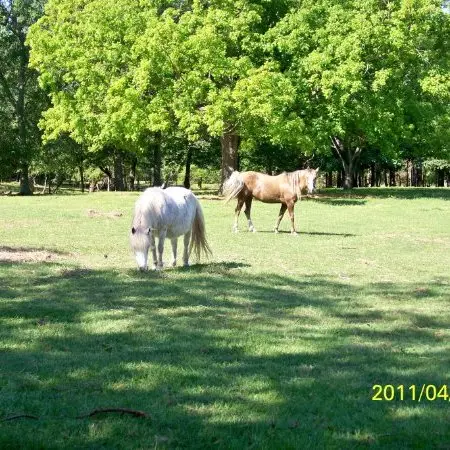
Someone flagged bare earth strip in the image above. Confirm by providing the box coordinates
[0,246,65,263]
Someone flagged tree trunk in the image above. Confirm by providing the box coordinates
[99,166,112,191]
[17,41,32,195]
[337,171,342,188]
[152,135,162,186]
[184,146,193,189]
[406,160,410,186]
[41,175,47,194]
[113,150,125,191]
[19,164,32,195]
[343,166,353,189]
[79,165,85,193]
[436,169,444,187]
[129,156,137,191]
[330,136,361,190]
[220,130,239,192]
[412,161,421,187]
[389,170,396,186]
[417,166,423,187]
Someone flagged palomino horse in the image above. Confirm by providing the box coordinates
[223,168,319,235]
[130,187,211,270]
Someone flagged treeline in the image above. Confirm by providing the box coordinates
[322,160,450,188]
[1,0,449,194]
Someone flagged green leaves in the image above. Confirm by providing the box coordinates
[26,0,449,171]
[28,0,148,149]
[28,0,305,155]
[270,0,449,158]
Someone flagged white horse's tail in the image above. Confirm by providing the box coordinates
[223,171,244,203]
[189,199,212,261]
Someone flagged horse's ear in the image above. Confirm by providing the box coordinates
[146,228,151,235]
[315,167,320,173]
[131,227,136,234]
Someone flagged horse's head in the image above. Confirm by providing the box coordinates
[306,167,319,194]
[130,226,151,271]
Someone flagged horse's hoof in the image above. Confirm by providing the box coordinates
[274,229,279,234]
[233,229,239,233]
[249,227,256,233]
[171,260,177,267]
[291,231,298,236]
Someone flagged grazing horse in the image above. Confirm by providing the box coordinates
[130,187,211,270]
[223,168,319,235]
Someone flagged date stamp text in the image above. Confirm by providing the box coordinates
[371,384,449,402]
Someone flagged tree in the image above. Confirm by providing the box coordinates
[271,0,450,188]
[29,0,306,191]
[0,0,46,194]
[28,0,152,190]
[134,0,305,188]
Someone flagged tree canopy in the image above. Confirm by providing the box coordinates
[28,0,307,187]
[17,0,450,190]
[270,0,450,187]
[0,0,47,193]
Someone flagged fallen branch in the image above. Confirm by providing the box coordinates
[76,408,149,419]
[2,408,149,422]
[2,414,39,422]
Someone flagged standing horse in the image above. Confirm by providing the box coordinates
[130,187,211,270]
[223,168,319,235]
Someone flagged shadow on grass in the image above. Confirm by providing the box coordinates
[317,187,450,200]
[0,262,449,449]
[257,230,356,237]
[310,198,367,206]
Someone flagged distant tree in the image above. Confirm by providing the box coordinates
[28,0,151,190]
[0,0,46,194]
[32,135,86,193]
[271,0,450,188]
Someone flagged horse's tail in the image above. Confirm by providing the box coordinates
[223,171,244,203]
[189,198,212,261]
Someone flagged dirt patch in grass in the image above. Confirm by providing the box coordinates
[86,209,123,218]
[0,246,66,263]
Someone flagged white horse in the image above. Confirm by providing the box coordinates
[130,187,211,270]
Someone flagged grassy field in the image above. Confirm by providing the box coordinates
[0,188,449,449]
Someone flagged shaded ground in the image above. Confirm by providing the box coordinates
[315,187,450,200]
[0,259,449,449]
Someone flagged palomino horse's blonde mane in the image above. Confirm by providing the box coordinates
[286,170,304,199]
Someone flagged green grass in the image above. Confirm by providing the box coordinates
[0,189,449,449]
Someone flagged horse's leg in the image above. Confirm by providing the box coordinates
[170,238,178,267]
[150,234,158,270]
[274,203,287,233]
[244,196,256,232]
[156,230,167,269]
[287,202,298,235]
[233,196,245,233]
[183,230,191,266]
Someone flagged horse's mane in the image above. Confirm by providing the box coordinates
[286,170,305,198]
